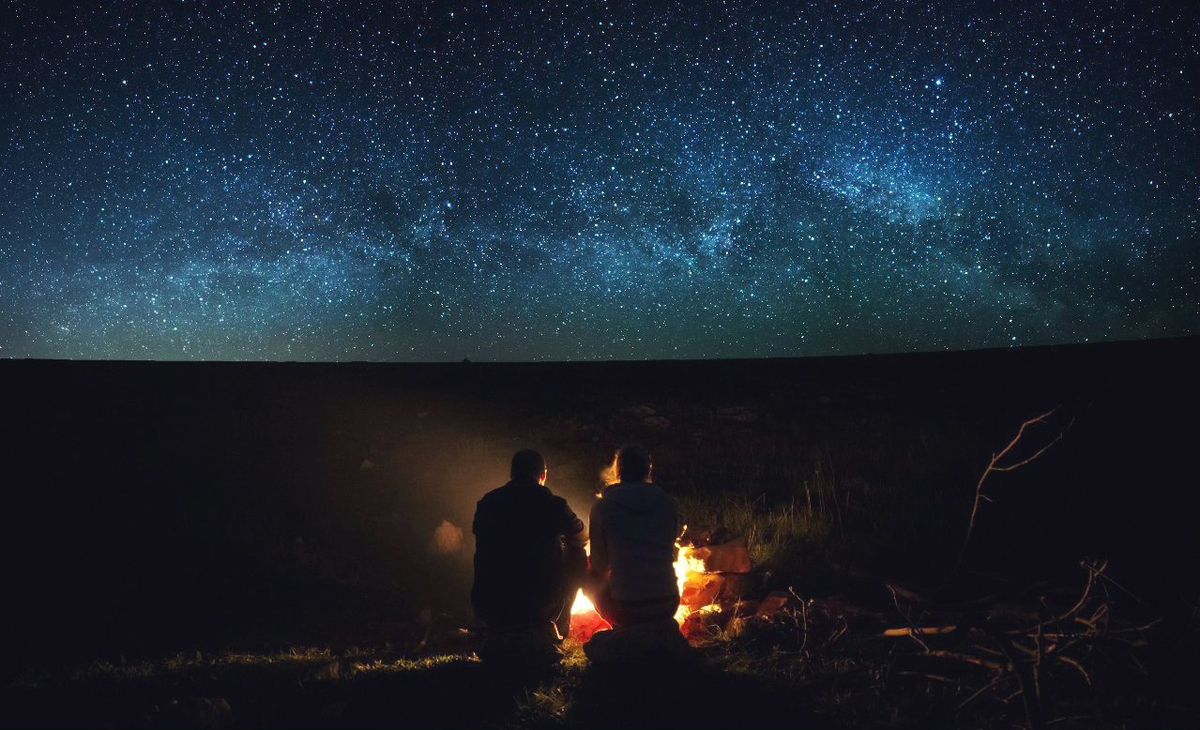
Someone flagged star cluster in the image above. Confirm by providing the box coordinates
[1,1,1195,360]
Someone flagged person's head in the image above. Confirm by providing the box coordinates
[615,443,652,483]
[511,449,548,485]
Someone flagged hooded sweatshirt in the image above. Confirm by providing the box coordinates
[588,481,679,602]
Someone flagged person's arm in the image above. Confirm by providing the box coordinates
[557,498,588,580]
[557,498,588,550]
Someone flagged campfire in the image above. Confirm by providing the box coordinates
[568,527,754,642]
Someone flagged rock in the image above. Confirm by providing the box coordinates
[681,573,724,607]
[679,524,736,548]
[681,572,757,608]
[679,607,727,639]
[716,572,757,599]
[732,598,761,617]
[691,539,752,573]
[755,592,790,618]
[570,608,612,644]
[428,519,464,554]
[678,524,714,547]
[584,620,691,664]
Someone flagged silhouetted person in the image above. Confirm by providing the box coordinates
[472,449,588,642]
[587,444,680,627]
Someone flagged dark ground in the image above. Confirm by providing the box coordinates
[3,337,1198,727]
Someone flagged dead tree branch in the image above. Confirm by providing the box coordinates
[955,407,1071,571]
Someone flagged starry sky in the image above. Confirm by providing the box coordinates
[1,1,1196,361]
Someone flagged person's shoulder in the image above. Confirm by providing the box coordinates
[649,482,678,506]
[476,483,511,507]
[588,492,609,516]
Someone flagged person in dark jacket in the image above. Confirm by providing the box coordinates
[472,449,588,641]
[587,444,680,628]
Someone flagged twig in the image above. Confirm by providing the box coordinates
[996,637,1044,730]
[1055,655,1091,686]
[955,408,1070,571]
[882,626,958,638]
[955,672,1012,711]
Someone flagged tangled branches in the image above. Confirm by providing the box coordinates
[885,561,1157,729]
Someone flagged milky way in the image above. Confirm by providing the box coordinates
[1,1,1196,361]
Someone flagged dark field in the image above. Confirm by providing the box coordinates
[4,338,1199,728]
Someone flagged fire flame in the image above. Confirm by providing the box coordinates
[672,539,708,622]
[570,588,598,615]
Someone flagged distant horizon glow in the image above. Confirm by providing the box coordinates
[1,1,1196,361]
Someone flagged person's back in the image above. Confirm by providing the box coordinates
[590,481,678,601]
[472,450,586,637]
[588,444,680,627]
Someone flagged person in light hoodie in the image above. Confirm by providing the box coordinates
[586,444,680,628]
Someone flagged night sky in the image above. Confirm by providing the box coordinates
[1,1,1196,361]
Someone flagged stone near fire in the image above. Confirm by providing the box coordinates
[717,572,757,598]
[754,592,790,618]
[678,523,714,547]
[691,539,752,573]
[680,572,756,607]
[681,573,724,607]
[428,519,464,555]
[680,607,728,639]
[680,524,737,548]
[570,609,611,644]
[732,598,761,617]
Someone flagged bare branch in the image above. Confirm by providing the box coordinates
[955,407,1068,571]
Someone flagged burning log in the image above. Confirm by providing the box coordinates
[688,539,752,573]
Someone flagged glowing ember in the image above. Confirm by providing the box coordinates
[568,589,610,642]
